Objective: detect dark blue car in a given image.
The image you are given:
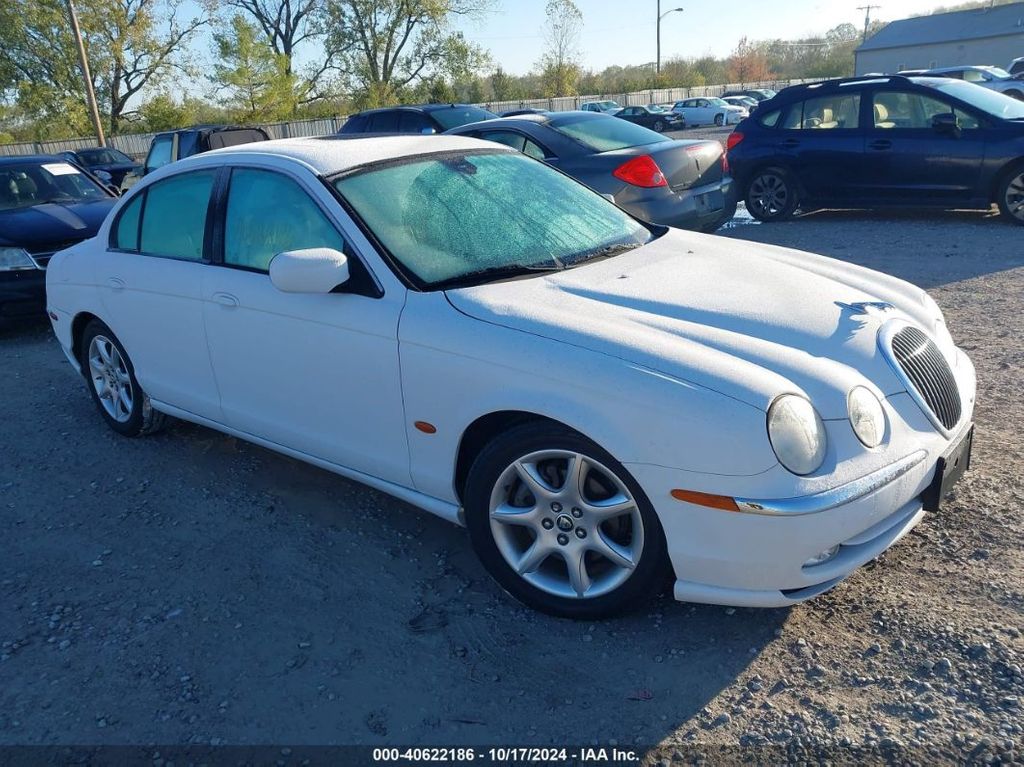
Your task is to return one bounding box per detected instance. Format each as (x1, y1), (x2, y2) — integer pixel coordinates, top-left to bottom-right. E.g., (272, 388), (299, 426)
(0, 156), (116, 324)
(726, 75), (1024, 225)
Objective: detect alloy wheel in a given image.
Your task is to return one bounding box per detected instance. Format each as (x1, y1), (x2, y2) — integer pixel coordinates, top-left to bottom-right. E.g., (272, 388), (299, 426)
(487, 449), (644, 599)
(88, 335), (134, 423)
(1005, 171), (1024, 222)
(748, 172), (790, 219)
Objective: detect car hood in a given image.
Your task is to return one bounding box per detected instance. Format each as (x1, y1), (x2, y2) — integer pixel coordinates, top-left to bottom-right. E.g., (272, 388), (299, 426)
(445, 230), (941, 418)
(0, 198), (115, 251)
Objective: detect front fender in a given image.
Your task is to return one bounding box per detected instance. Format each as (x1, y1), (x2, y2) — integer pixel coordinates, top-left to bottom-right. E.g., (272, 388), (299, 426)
(399, 292), (777, 503)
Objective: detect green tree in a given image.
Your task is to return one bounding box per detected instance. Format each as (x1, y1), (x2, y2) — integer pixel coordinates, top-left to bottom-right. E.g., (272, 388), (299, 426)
(213, 14), (297, 120)
(489, 65), (522, 101)
(536, 0), (582, 97)
(326, 0), (493, 108)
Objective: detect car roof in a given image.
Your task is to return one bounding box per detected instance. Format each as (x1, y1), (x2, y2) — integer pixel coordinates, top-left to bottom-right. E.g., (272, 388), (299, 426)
(0, 155), (68, 165)
(351, 103), (482, 117)
(197, 134), (502, 175)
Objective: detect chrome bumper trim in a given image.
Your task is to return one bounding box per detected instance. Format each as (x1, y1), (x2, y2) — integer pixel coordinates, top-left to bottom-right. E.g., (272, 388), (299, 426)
(733, 450), (928, 516)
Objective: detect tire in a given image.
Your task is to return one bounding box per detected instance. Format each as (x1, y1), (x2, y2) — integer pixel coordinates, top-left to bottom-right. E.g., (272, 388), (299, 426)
(744, 166), (799, 222)
(464, 421), (670, 619)
(653, 120), (665, 133)
(79, 320), (167, 437)
(996, 163), (1024, 225)
(714, 113), (725, 127)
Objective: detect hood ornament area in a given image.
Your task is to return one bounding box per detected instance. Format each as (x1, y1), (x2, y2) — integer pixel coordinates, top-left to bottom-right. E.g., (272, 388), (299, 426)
(836, 300), (895, 316)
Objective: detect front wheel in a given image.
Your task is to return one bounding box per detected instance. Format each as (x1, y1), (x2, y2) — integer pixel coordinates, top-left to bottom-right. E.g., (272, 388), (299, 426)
(464, 422), (670, 619)
(80, 320), (167, 437)
(997, 164), (1024, 225)
(744, 167), (799, 222)
(714, 113), (725, 127)
(653, 119), (665, 133)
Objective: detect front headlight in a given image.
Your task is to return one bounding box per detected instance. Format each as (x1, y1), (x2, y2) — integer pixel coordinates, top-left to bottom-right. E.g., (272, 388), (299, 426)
(767, 394), (827, 475)
(848, 386), (886, 448)
(0, 247), (38, 271)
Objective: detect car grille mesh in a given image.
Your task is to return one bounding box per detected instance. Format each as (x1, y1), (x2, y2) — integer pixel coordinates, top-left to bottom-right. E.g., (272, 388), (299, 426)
(890, 326), (961, 430)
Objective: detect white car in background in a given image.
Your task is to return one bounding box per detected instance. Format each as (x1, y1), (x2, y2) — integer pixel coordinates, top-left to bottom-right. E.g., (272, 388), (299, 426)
(46, 136), (976, 617)
(672, 97), (746, 126)
(920, 65), (1024, 100)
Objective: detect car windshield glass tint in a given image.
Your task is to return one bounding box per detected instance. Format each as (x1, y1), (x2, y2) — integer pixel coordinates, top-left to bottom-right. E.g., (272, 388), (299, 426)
(550, 115), (670, 152)
(0, 161), (108, 211)
(79, 149), (132, 165)
(924, 80), (1024, 120)
(333, 151), (653, 288)
(430, 106), (496, 130)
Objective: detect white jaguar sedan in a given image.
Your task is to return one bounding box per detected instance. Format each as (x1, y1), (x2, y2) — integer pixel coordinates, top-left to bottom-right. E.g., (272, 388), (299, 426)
(46, 135), (976, 618)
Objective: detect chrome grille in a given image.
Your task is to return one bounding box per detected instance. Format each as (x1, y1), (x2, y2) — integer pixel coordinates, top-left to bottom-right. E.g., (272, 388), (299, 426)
(28, 239), (81, 270)
(890, 325), (961, 430)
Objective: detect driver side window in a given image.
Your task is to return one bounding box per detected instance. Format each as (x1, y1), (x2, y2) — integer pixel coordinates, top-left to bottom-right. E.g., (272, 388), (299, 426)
(224, 168), (345, 272)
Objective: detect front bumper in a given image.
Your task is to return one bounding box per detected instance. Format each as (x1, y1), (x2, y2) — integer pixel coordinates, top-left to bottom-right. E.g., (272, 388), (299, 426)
(623, 177), (737, 232)
(627, 352), (976, 608)
(0, 269), (47, 323)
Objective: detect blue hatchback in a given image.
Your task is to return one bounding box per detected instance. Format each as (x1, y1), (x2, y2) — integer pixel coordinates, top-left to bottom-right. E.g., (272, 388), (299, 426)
(726, 75), (1024, 225)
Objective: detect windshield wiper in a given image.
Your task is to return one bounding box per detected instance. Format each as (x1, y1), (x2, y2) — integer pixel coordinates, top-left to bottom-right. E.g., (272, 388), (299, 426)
(434, 262), (563, 290)
(564, 242), (642, 267)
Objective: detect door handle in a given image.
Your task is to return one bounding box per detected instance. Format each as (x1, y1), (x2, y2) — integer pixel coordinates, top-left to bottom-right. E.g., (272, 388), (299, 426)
(107, 277), (125, 291)
(779, 139), (800, 149)
(869, 139), (892, 151)
(212, 292), (239, 308)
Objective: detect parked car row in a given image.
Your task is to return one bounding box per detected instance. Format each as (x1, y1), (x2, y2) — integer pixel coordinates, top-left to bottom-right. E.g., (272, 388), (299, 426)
(727, 74), (1024, 225)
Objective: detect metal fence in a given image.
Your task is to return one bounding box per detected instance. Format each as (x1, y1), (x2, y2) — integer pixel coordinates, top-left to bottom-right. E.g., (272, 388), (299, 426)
(0, 79), (810, 160)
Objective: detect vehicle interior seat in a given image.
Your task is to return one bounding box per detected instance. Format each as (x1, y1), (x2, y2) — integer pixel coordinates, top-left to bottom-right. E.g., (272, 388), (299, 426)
(814, 107), (839, 129)
(873, 102), (896, 129)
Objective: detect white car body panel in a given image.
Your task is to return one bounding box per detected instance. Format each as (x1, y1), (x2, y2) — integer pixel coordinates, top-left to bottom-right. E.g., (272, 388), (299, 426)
(45, 136), (977, 608)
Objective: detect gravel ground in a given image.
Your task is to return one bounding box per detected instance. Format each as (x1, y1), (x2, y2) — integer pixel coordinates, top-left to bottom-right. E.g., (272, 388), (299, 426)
(1, 208), (1022, 762)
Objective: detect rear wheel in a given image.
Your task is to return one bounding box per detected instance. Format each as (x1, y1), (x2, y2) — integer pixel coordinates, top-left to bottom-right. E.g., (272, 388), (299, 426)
(464, 422), (670, 619)
(714, 113), (725, 127)
(80, 320), (167, 437)
(745, 167), (799, 222)
(997, 164), (1024, 225)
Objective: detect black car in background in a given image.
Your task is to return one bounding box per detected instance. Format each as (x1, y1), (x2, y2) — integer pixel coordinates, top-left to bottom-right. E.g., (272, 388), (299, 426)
(339, 104), (497, 134)
(615, 104), (685, 133)
(726, 75), (1024, 224)
(446, 111), (735, 232)
(57, 147), (141, 191)
(0, 156), (117, 324)
(143, 125), (270, 175)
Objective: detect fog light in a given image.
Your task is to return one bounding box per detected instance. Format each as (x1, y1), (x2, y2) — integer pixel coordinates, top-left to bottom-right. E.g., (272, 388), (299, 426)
(803, 545), (840, 567)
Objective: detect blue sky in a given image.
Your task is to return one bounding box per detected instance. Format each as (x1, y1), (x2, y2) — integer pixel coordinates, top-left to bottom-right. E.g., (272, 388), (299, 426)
(452, 0), (950, 75)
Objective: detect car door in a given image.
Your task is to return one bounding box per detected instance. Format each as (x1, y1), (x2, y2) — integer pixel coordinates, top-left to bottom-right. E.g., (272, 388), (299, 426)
(617, 107), (641, 125)
(201, 164), (411, 485)
(100, 168), (223, 419)
(774, 91), (866, 202)
(861, 88), (987, 204)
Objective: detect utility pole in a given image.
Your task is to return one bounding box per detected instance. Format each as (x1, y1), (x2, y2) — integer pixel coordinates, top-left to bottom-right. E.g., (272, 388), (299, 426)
(66, 0), (106, 146)
(657, 0), (684, 75)
(857, 4), (881, 43)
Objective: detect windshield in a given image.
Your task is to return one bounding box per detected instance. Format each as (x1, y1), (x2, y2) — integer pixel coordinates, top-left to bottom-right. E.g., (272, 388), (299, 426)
(983, 67), (1012, 79)
(78, 148), (134, 166)
(922, 79), (1024, 120)
(549, 114), (670, 152)
(0, 161), (109, 211)
(647, 104), (667, 112)
(333, 151), (654, 289)
(430, 106), (497, 130)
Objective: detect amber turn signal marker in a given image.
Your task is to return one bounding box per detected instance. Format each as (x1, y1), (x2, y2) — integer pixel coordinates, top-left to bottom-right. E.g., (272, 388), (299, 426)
(670, 489), (740, 512)
(414, 421), (437, 434)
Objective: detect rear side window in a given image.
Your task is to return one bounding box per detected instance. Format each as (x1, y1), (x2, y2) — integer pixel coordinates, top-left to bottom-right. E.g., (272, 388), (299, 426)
(139, 171), (216, 260)
(757, 108), (782, 128)
(550, 115), (670, 152)
(206, 129), (267, 150)
(112, 194), (143, 250)
(781, 94), (860, 130)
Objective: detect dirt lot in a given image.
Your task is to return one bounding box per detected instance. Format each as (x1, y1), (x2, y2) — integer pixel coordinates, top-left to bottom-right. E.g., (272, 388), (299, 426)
(1, 208), (1022, 762)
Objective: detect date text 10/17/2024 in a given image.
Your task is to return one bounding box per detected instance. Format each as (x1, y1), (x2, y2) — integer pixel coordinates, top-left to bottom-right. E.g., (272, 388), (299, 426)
(372, 747), (640, 763)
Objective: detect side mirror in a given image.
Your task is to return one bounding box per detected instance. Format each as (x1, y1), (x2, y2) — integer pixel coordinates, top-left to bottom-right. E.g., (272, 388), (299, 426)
(931, 112), (961, 137)
(269, 248), (350, 294)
